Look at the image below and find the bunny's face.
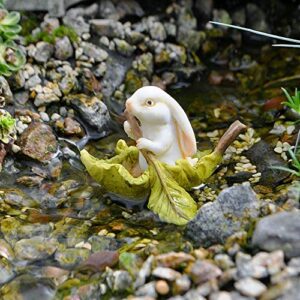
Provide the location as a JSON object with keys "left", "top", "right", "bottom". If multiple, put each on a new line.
{"left": 126, "top": 86, "right": 172, "bottom": 125}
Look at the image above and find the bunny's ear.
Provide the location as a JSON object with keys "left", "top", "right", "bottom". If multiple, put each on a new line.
{"left": 165, "top": 95, "right": 197, "bottom": 158}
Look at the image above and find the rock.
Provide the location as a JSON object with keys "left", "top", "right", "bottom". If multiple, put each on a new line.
{"left": 64, "top": 94, "right": 110, "bottom": 133}
{"left": 155, "top": 252, "right": 195, "bottom": 269}
{"left": 55, "top": 36, "right": 73, "bottom": 60}
{"left": 7, "top": 71, "right": 26, "bottom": 90}
{"left": 90, "top": 19, "right": 124, "bottom": 38}
{"left": 135, "top": 281, "right": 157, "bottom": 298}
{"left": 245, "top": 140, "right": 288, "bottom": 187}
{"left": 114, "top": 38, "right": 136, "bottom": 57}
{"left": 177, "top": 29, "right": 204, "bottom": 52}
{"left": 32, "top": 42, "right": 54, "bottom": 63}
{"left": 55, "top": 248, "right": 90, "bottom": 268}
{"left": 0, "top": 188, "right": 39, "bottom": 207}
{"left": 88, "top": 235, "right": 121, "bottom": 253}
{"left": 18, "top": 123, "right": 58, "bottom": 162}
{"left": 25, "top": 74, "right": 42, "bottom": 89}
{"left": 134, "top": 53, "right": 154, "bottom": 78}
{"left": 115, "top": 0, "right": 144, "bottom": 19}
{"left": 109, "top": 270, "right": 132, "bottom": 292}
{"left": 34, "top": 92, "right": 60, "bottom": 107}
{"left": 1, "top": 274, "right": 56, "bottom": 299}
{"left": 252, "top": 211, "right": 300, "bottom": 258}
{"left": 246, "top": 3, "right": 269, "bottom": 35}
{"left": 155, "top": 280, "right": 169, "bottom": 295}
{"left": 234, "top": 277, "right": 267, "bottom": 297}
{"left": 55, "top": 117, "right": 83, "bottom": 136}
{"left": 82, "top": 42, "right": 108, "bottom": 62}
{"left": 40, "top": 16, "right": 60, "bottom": 32}
{"left": 195, "top": 0, "right": 213, "bottom": 22}
{"left": 173, "top": 275, "right": 191, "bottom": 294}
{"left": 186, "top": 260, "right": 222, "bottom": 285}
{"left": 0, "top": 76, "right": 13, "bottom": 105}
{"left": 14, "top": 237, "right": 58, "bottom": 261}
{"left": 152, "top": 267, "right": 181, "bottom": 281}
{"left": 101, "top": 54, "right": 132, "bottom": 104}
{"left": 134, "top": 255, "right": 154, "bottom": 289}
{"left": 149, "top": 22, "right": 167, "bottom": 41}
{"left": 98, "top": 0, "right": 144, "bottom": 20}
{"left": 79, "top": 250, "right": 119, "bottom": 272}
{"left": 0, "top": 258, "right": 14, "bottom": 284}
{"left": 63, "top": 15, "right": 89, "bottom": 36}
{"left": 185, "top": 183, "right": 260, "bottom": 247}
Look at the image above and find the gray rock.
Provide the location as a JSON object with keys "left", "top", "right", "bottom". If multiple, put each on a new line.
{"left": 33, "top": 42, "right": 54, "bottom": 63}
{"left": 114, "top": 38, "right": 136, "bottom": 57}
{"left": 63, "top": 15, "right": 89, "bottom": 36}
{"left": 0, "top": 258, "right": 15, "bottom": 284}
{"left": 0, "top": 76, "right": 13, "bottom": 105}
{"left": 90, "top": 19, "right": 124, "bottom": 39}
{"left": 101, "top": 53, "right": 132, "bottom": 104}
{"left": 185, "top": 183, "right": 260, "bottom": 247}
{"left": 98, "top": 0, "right": 144, "bottom": 20}
{"left": 195, "top": 0, "right": 213, "bottom": 21}
{"left": 110, "top": 270, "right": 132, "bottom": 292}
{"left": 7, "top": 71, "right": 25, "bottom": 90}
{"left": 55, "top": 36, "right": 73, "bottom": 60}
{"left": 55, "top": 248, "right": 90, "bottom": 268}
{"left": 234, "top": 277, "right": 266, "bottom": 298}
{"left": 34, "top": 93, "right": 60, "bottom": 107}
{"left": 245, "top": 140, "right": 289, "bottom": 188}
{"left": 149, "top": 22, "right": 167, "bottom": 41}
{"left": 82, "top": 42, "right": 108, "bottom": 62}
{"left": 252, "top": 211, "right": 300, "bottom": 258}
{"left": 177, "top": 28, "right": 204, "bottom": 52}
{"left": 135, "top": 281, "right": 157, "bottom": 298}
{"left": 25, "top": 74, "right": 42, "bottom": 89}
{"left": 246, "top": 3, "right": 269, "bottom": 33}
{"left": 64, "top": 94, "right": 111, "bottom": 133}
{"left": 14, "top": 236, "right": 58, "bottom": 261}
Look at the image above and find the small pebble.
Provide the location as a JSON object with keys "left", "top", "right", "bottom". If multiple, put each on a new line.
{"left": 234, "top": 277, "right": 267, "bottom": 297}
{"left": 155, "top": 280, "right": 169, "bottom": 295}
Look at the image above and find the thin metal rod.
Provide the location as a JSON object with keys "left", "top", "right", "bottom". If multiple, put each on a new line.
{"left": 210, "top": 21, "right": 300, "bottom": 44}
{"left": 272, "top": 44, "right": 300, "bottom": 48}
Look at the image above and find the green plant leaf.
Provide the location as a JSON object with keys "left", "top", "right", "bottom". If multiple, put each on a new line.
{"left": 80, "top": 140, "right": 150, "bottom": 200}
{"left": 147, "top": 158, "right": 197, "bottom": 226}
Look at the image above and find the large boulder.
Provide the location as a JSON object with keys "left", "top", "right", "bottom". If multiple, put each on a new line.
{"left": 252, "top": 211, "right": 300, "bottom": 258}
{"left": 185, "top": 183, "right": 260, "bottom": 247}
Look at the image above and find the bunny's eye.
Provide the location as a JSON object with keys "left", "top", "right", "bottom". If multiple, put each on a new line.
{"left": 145, "top": 99, "right": 155, "bottom": 106}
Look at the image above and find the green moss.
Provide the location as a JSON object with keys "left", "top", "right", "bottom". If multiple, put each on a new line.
{"left": 25, "top": 25, "right": 78, "bottom": 45}
{"left": 20, "top": 13, "right": 39, "bottom": 36}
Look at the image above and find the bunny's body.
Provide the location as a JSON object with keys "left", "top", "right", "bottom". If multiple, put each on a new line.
{"left": 124, "top": 86, "right": 197, "bottom": 171}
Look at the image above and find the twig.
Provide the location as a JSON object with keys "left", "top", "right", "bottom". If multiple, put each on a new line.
{"left": 214, "top": 120, "right": 247, "bottom": 155}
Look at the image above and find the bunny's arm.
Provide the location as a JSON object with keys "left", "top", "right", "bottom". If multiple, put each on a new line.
{"left": 136, "top": 134, "right": 173, "bottom": 155}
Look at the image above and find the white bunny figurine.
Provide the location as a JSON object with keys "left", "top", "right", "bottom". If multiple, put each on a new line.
{"left": 124, "top": 86, "right": 197, "bottom": 171}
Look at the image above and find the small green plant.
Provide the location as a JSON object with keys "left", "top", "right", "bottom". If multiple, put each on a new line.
{"left": 0, "top": 109, "right": 16, "bottom": 144}
{"left": 25, "top": 25, "right": 78, "bottom": 45}
{"left": 281, "top": 88, "right": 300, "bottom": 114}
{"left": 0, "top": 1, "right": 25, "bottom": 76}
{"left": 273, "top": 147, "right": 300, "bottom": 176}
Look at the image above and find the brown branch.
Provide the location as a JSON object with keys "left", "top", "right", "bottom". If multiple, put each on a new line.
{"left": 214, "top": 120, "right": 247, "bottom": 155}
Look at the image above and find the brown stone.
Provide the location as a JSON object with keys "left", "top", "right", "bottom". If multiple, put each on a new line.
{"left": 18, "top": 122, "right": 57, "bottom": 162}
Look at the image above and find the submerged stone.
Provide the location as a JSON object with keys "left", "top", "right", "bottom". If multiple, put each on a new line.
{"left": 14, "top": 236, "right": 58, "bottom": 261}
{"left": 55, "top": 248, "right": 90, "bottom": 269}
